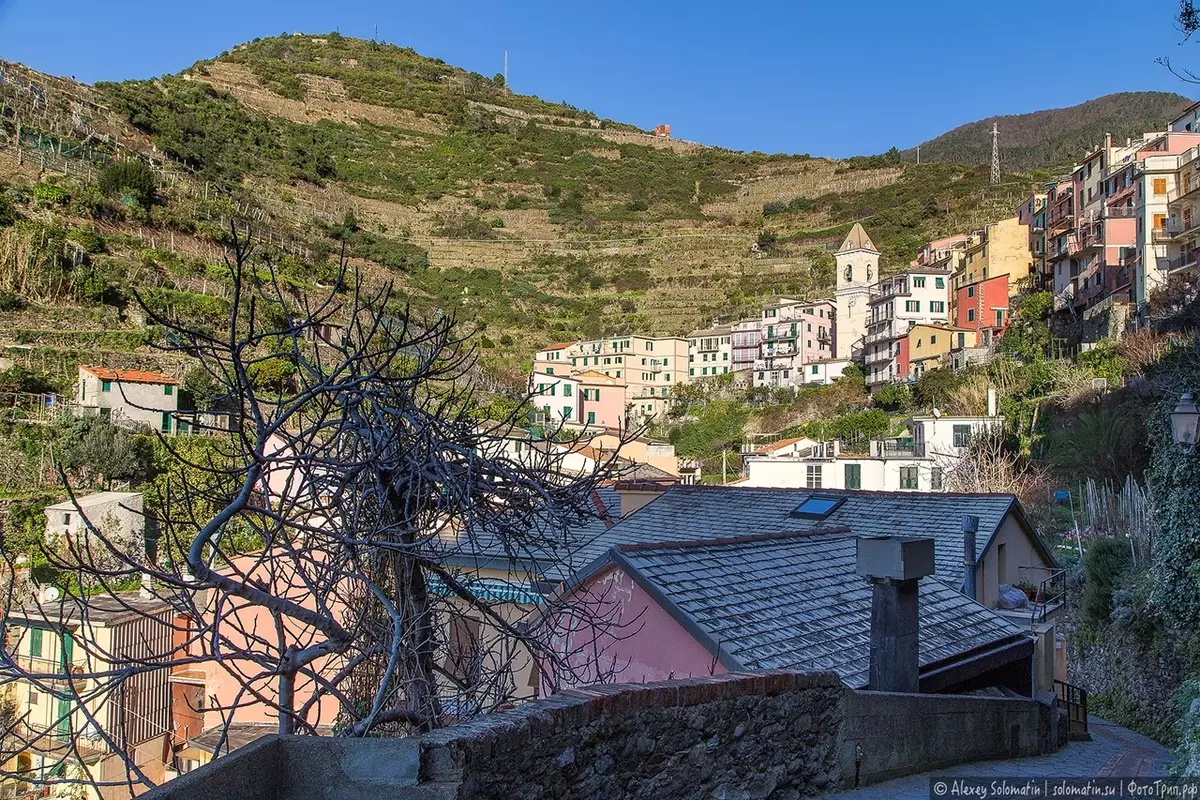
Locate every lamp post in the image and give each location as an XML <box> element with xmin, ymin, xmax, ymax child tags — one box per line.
<box><xmin>1171</xmin><ymin>392</ymin><xmax>1200</xmax><ymax>449</ymax></box>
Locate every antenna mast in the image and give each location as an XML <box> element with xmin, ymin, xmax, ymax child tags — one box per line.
<box><xmin>990</xmin><ymin>123</ymin><xmax>1000</xmax><ymax>185</ymax></box>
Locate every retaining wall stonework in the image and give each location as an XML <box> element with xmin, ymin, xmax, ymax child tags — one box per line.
<box><xmin>143</xmin><ymin>671</ymin><xmax>1063</xmax><ymax>800</ymax></box>
<box><xmin>420</xmin><ymin>671</ymin><xmax>845</xmax><ymax>800</ymax></box>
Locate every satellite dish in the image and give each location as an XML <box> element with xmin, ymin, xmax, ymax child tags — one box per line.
<box><xmin>932</xmin><ymin>407</ymin><xmax>942</xmax><ymax>419</ymax></box>
<box><xmin>42</xmin><ymin>586</ymin><xmax>60</xmax><ymax>602</ymax></box>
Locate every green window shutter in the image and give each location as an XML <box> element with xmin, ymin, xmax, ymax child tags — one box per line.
<box><xmin>164</xmin><ymin>385</ymin><xmax>174</xmax><ymax>396</ymax></box>
<box><xmin>29</xmin><ymin>627</ymin><xmax>42</xmax><ymax>658</ymax></box>
<box><xmin>845</xmin><ymin>464</ymin><xmax>861</xmax><ymax>490</ymax></box>
<box><xmin>101</xmin><ymin>380</ymin><xmax>111</xmax><ymax>392</ymax></box>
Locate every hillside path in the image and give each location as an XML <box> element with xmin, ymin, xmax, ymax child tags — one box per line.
<box><xmin>827</xmin><ymin>716</ymin><xmax>1171</xmax><ymax>799</ymax></box>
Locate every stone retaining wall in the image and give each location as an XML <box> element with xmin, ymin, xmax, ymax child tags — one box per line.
<box><xmin>143</xmin><ymin>671</ymin><xmax>1063</xmax><ymax>800</ymax></box>
<box><xmin>421</xmin><ymin>671</ymin><xmax>844</xmax><ymax>800</ymax></box>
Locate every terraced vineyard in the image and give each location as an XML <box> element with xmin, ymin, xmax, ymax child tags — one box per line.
<box><xmin>0</xmin><ymin>33</ymin><xmax>1073</xmax><ymax>385</ymax></box>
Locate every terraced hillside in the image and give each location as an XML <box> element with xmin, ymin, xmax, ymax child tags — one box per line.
<box><xmin>0</xmin><ymin>33</ymin><xmax>1118</xmax><ymax>387</ymax></box>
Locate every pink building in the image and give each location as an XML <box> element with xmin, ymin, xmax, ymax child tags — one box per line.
<box><xmin>551</xmin><ymin>529</ymin><xmax>1036</xmax><ymax>694</ymax></box>
<box><xmin>754</xmin><ymin>299</ymin><xmax>836</xmax><ymax>389</ymax></box>
<box><xmin>575</xmin><ymin>370</ymin><xmax>627</xmax><ymax>429</ymax></box>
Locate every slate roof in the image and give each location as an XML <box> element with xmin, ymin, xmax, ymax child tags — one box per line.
<box><xmin>560</xmin><ymin>486</ymin><xmax>1051</xmax><ymax>591</ymax></box>
<box><xmin>602</xmin><ymin>530</ymin><xmax>1027</xmax><ymax>689</ymax></box>
<box><xmin>441</xmin><ymin>487</ymin><xmax>619</xmax><ymax>579</ymax></box>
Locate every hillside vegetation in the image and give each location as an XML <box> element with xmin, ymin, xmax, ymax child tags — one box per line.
<box><xmin>0</xmin><ymin>34</ymin><xmax>1179</xmax><ymax>389</ymax></box>
<box><xmin>906</xmin><ymin>91</ymin><xmax>1194</xmax><ymax>171</ymax></box>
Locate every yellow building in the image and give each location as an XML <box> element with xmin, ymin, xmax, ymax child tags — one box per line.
<box><xmin>907</xmin><ymin>324</ymin><xmax>977</xmax><ymax>378</ymax></box>
<box><xmin>953</xmin><ymin>217</ymin><xmax>1035</xmax><ymax>301</ymax></box>
<box><xmin>4</xmin><ymin>591</ymin><xmax>174</xmax><ymax>800</ymax></box>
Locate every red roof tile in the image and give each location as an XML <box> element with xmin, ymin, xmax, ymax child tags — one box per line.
<box><xmin>80</xmin><ymin>366</ymin><xmax>179</xmax><ymax>386</ymax></box>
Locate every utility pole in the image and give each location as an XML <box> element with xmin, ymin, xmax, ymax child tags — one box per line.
<box><xmin>374</xmin><ymin>23</ymin><xmax>378</xmax><ymax>42</ymax></box>
<box><xmin>916</xmin><ymin>145</ymin><xmax>920</xmax><ymax>165</ymax></box>
<box><xmin>721</xmin><ymin>449</ymin><xmax>728</xmax><ymax>484</ymax></box>
<box><xmin>504</xmin><ymin>50</ymin><xmax>509</xmax><ymax>93</ymax></box>
<box><xmin>990</xmin><ymin>123</ymin><xmax>1001</xmax><ymax>185</ymax></box>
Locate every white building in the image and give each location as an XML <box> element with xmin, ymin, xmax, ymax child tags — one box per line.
<box><xmin>686</xmin><ymin>324</ymin><xmax>733</xmax><ymax>379</ymax></box>
<box><xmin>798</xmin><ymin>358</ymin><xmax>854</xmax><ymax>386</ymax></box>
<box><xmin>76</xmin><ymin>366</ymin><xmax>179</xmax><ymax>433</ymax></box>
<box><xmin>864</xmin><ymin>268</ymin><xmax>952</xmax><ymax>388</ymax></box>
<box><xmin>529</xmin><ymin>373</ymin><xmax>582</xmax><ymax>424</ymax></box>
<box><xmin>740</xmin><ymin>414</ymin><xmax>1002</xmax><ymax>492</ymax></box>
<box><xmin>566</xmin><ymin>335</ymin><xmax>689</xmax><ymax>420</ymax></box>
<box><xmin>43</xmin><ymin>491</ymin><xmax>144</xmax><ymax>549</ymax></box>
<box><xmin>532</xmin><ymin>342</ymin><xmax>575</xmax><ymax>375</ymax></box>
<box><xmin>833</xmin><ymin>223</ymin><xmax>878</xmax><ymax>360</ymax></box>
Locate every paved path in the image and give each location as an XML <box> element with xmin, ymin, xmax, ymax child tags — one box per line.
<box><xmin>828</xmin><ymin>716</ymin><xmax>1172</xmax><ymax>799</ymax></box>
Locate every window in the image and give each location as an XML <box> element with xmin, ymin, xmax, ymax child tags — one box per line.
<box><xmin>164</xmin><ymin>385</ymin><xmax>174</xmax><ymax>396</ymax></box>
<box><xmin>931</xmin><ymin>467</ymin><xmax>943</xmax><ymax>491</ymax></box>
<box><xmin>967</xmin><ymin>308</ymin><xmax>976</xmax><ymax>322</ymax></box>
<box><xmin>845</xmin><ymin>464</ymin><xmax>861</xmax><ymax>490</ymax></box>
<box><xmin>913</xmin><ymin>277</ymin><xmax>926</xmax><ymax>288</ymax></box>
<box><xmin>690</xmin><ymin>368</ymin><xmax>695</xmax><ymax>376</ymax></box>
<box><xmin>161</xmin><ymin>413</ymin><xmax>173</xmax><ymax>434</ymax></box>
<box><xmin>101</xmin><ymin>380</ymin><xmax>112</xmax><ymax>392</ymax></box>
<box><xmin>646</xmin><ymin>341</ymin><xmax>654</xmax><ymax>352</ymax></box>
<box><xmin>562</xmin><ymin>406</ymin><xmax>572</xmax><ymax>419</ymax></box>
<box><xmin>546</xmin><ymin>367</ymin><xmax>555</xmax><ymax>375</ymax></box>
<box><xmin>805</xmin><ymin>465</ymin><xmax>823</xmax><ymax>489</ymax></box>
<box><xmin>905</xmin><ymin>300</ymin><xmax>920</xmax><ymax>313</ymax></box>
<box><xmin>811</xmin><ymin>364</ymin><xmax>819</xmax><ymax>374</ymax></box>
<box><xmin>587</xmin><ymin>411</ymin><xmax>596</xmax><ymax>425</ymax></box>
<box><xmin>957</xmin><ymin>332</ymin><xmax>965</xmax><ymax>348</ymax></box>
<box><xmin>28</xmin><ymin>690</ymin><xmax>39</xmax><ymax>706</ymax></box>
<box><xmin>930</xmin><ymin>301</ymin><xmax>945</xmax><ymax>313</ymax></box>
<box><xmin>791</xmin><ymin>494</ymin><xmax>846</xmax><ymax>519</ymax></box>
<box><xmin>953</xmin><ymin>424</ymin><xmax>972</xmax><ymax>447</ymax></box>
<box><xmin>563</xmin><ymin>383</ymin><xmax>572</xmax><ymax>397</ymax></box>
<box><xmin>995</xmin><ymin>309</ymin><xmax>1005</xmax><ymax>327</ymax></box>
<box><xmin>1153</xmin><ymin>177</ymin><xmax>1167</xmax><ymax>196</ymax></box>
<box><xmin>29</xmin><ymin>627</ymin><xmax>42</xmax><ymax>658</ymax></box>
<box><xmin>967</xmin><ymin>285</ymin><xmax>975</xmax><ymax>298</ymax></box>
<box><xmin>899</xmin><ymin>466</ymin><xmax>919</xmax><ymax>490</ymax></box>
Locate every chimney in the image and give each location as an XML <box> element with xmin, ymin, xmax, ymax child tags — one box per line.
<box><xmin>612</xmin><ymin>481</ymin><xmax>669</xmax><ymax>518</ymax></box>
<box><xmin>856</xmin><ymin>536</ymin><xmax>936</xmax><ymax>693</ymax></box>
<box><xmin>961</xmin><ymin>515</ymin><xmax>979</xmax><ymax>602</ymax></box>
<box><xmin>987</xmin><ymin>385</ymin><xmax>997</xmax><ymax>417</ymax></box>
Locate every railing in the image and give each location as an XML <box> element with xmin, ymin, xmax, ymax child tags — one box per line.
<box><xmin>1030</xmin><ymin>568</ymin><xmax>1066</xmax><ymax>627</ymax></box>
<box><xmin>1102</xmin><ymin>204</ymin><xmax>1137</xmax><ymax>218</ymax></box>
<box><xmin>1054</xmin><ymin>680</ymin><xmax>1090</xmax><ymax>740</ymax></box>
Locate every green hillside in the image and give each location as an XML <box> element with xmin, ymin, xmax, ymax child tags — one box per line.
<box><xmin>0</xmin><ymin>34</ymin><xmax>1178</xmax><ymax>390</ymax></box>
<box><xmin>906</xmin><ymin>91</ymin><xmax>1194</xmax><ymax>171</ymax></box>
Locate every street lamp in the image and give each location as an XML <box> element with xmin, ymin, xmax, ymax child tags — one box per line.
<box><xmin>1171</xmin><ymin>392</ymin><xmax>1200</xmax><ymax>448</ymax></box>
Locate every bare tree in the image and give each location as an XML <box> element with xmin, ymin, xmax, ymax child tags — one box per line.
<box><xmin>1158</xmin><ymin>1</ymin><xmax>1200</xmax><ymax>81</ymax></box>
<box><xmin>0</xmin><ymin>228</ymin><xmax>638</xmax><ymax>797</ymax></box>
<box><xmin>940</xmin><ymin>427</ymin><xmax>1047</xmax><ymax>502</ymax></box>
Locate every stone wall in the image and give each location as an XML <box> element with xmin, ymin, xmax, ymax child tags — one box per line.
<box><xmin>143</xmin><ymin>671</ymin><xmax>1063</xmax><ymax>800</ymax></box>
<box><xmin>421</xmin><ymin>671</ymin><xmax>844</xmax><ymax>800</ymax></box>
<box><xmin>841</xmin><ymin>689</ymin><xmax>1061</xmax><ymax>786</ymax></box>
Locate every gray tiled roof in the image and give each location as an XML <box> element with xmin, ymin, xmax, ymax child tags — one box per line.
<box><xmin>563</xmin><ymin>486</ymin><xmax>1039</xmax><ymax>590</ymax></box>
<box><xmin>613</xmin><ymin>531</ymin><xmax>1026</xmax><ymax>689</ymax></box>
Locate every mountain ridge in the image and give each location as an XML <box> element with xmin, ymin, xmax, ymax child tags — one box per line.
<box><xmin>904</xmin><ymin>91</ymin><xmax>1194</xmax><ymax>171</ymax></box>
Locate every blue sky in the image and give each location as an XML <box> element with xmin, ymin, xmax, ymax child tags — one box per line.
<box><xmin>0</xmin><ymin>0</ymin><xmax>1195</xmax><ymax>157</ymax></box>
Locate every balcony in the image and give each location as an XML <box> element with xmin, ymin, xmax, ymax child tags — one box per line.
<box><xmin>869</xmin><ymin>279</ymin><xmax>910</xmax><ymax>300</ymax></box>
<box><xmin>1158</xmin><ymin>252</ymin><xmax>1200</xmax><ymax>273</ymax></box>
<box><xmin>864</xmin><ymin>347</ymin><xmax>895</xmax><ymax>365</ymax></box>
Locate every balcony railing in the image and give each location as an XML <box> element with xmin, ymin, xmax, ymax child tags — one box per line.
<box><xmin>1158</xmin><ymin>252</ymin><xmax>1200</xmax><ymax>272</ymax></box>
<box><xmin>1102</xmin><ymin>204</ymin><xmax>1137</xmax><ymax>219</ymax></box>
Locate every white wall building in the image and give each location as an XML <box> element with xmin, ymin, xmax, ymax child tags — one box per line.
<box><xmin>798</xmin><ymin>358</ymin><xmax>854</xmax><ymax>386</ymax></box>
<box><xmin>76</xmin><ymin>367</ymin><xmax>179</xmax><ymax>433</ymax></box>
<box><xmin>864</xmin><ymin>268</ymin><xmax>952</xmax><ymax>387</ymax></box>
<box><xmin>43</xmin><ymin>491</ymin><xmax>144</xmax><ymax>549</ymax></box>
<box><xmin>529</xmin><ymin>373</ymin><xmax>582</xmax><ymax>424</ymax></box>
<box><xmin>686</xmin><ymin>324</ymin><xmax>733</xmax><ymax>379</ymax></box>
<box><xmin>740</xmin><ymin>415</ymin><xmax>1002</xmax><ymax>492</ymax></box>
<box><xmin>833</xmin><ymin>223</ymin><xmax>878</xmax><ymax>360</ymax></box>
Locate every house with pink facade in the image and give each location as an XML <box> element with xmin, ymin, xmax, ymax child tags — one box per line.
<box><xmin>574</xmin><ymin>370</ymin><xmax>627</xmax><ymax>429</ymax></box>
<box><xmin>551</xmin><ymin>528</ymin><xmax>1036</xmax><ymax>695</ymax></box>
<box><xmin>754</xmin><ymin>299</ymin><xmax>836</xmax><ymax>389</ymax></box>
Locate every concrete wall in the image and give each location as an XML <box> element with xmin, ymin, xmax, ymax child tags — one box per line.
<box><xmin>77</xmin><ymin>371</ymin><xmax>178</xmax><ymax>431</ymax></box>
<box><xmin>141</xmin><ymin>672</ymin><xmax>1063</xmax><ymax>800</ymax></box>
<box><xmin>841</xmin><ymin>689</ymin><xmax>1058</xmax><ymax>786</ymax></box>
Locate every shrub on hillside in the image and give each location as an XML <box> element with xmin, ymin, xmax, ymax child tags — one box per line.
<box><xmin>1082</xmin><ymin>537</ymin><xmax>1132</xmax><ymax>628</ymax></box>
<box><xmin>99</xmin><ymin>160</ymin><xmax>158</xmax><ymax>208</ymax></box>
<box><xmin>871</xmin><ymin>383</ymin><xmax>911</xmax><ymax>412</ymax></box>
